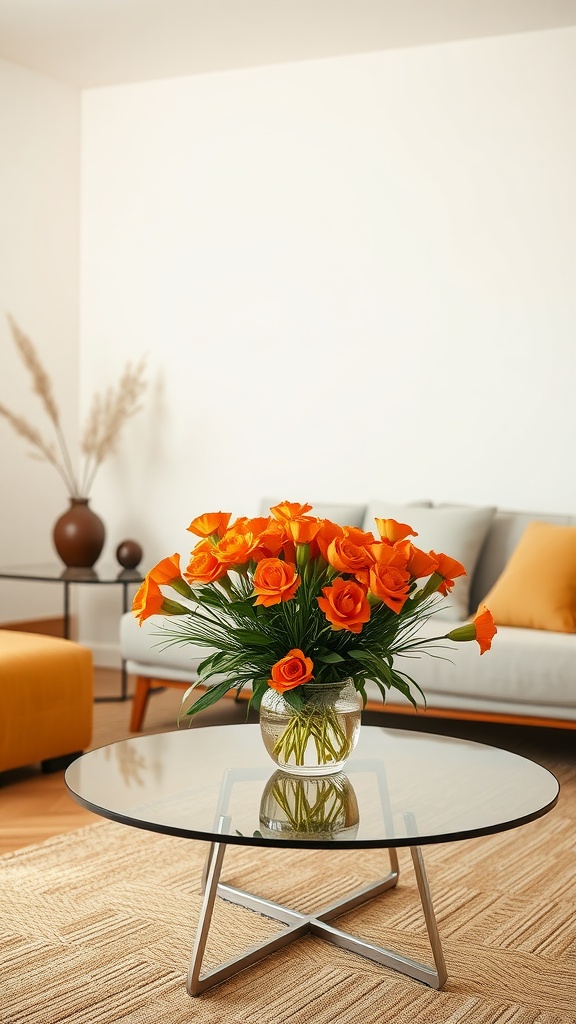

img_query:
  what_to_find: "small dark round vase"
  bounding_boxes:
[52,498,106,569]
[116,539,143,570]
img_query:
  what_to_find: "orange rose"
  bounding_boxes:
[243,516,277,545]
[268,649,314,692]
[215,528,259,567]
[446,605,497,655]
[473,605,497,654]
[269,501,313,523]
[345,526,377,544]
[317,577,371,633]
[132,577,165,623]
[262,521,288,556]
[326,536,375,576]
[371,541,409,570]
[285,516,321,545]
[369,562,411,613]
[250,517,287,559]
[431,551,466,596]
[187,512,231,539]
[315,520,344,561]
[374,517,418,544]
[253,558,300,606]
[395,541,439,580]
[185,545,229,585]
[148,553,182,585]
[149,552,195,598]
[132,578,188,624]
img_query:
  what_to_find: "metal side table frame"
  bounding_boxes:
[0,562,142,701]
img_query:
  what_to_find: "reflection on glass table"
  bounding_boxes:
[258,770,360,841]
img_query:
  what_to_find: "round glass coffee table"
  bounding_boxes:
[65,724,559,996]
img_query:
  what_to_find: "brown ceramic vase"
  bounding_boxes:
[52,497,106,569]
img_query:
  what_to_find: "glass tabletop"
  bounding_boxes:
[0,562,142,583]
[65,725,559,850]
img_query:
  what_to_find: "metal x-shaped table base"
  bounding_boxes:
[187,833,447,996]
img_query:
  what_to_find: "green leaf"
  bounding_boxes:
[197,650,231,675]
[387,674,419,709]
[356,679,368,708]
[248,678,269,713]
[392,670,427,707]
[348,648,369,662]
[233,629,274,646]
[315,651,345,664]
[348,649,385,676]
[182,678,237,717]
[197,652,244,682]
[191,587,229,610]
[281,688,304,712]
[369,677,390,703]
[227,599,257,615]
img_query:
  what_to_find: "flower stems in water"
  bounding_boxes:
[272,705,353,767]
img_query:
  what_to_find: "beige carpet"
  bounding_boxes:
[2,748,575,1024]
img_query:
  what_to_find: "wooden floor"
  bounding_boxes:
[0,761,96,854]
[0,668,117,854]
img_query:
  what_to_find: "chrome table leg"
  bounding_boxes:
[187,841,447,995]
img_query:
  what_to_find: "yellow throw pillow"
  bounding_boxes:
[480,521,576,632]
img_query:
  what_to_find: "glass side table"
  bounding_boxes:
[0,562,143,701]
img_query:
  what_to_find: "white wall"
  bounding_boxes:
[79,26,576,664]
[0,59,80,622]
[1,27,573,664]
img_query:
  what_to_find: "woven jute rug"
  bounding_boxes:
[2,754,575,1024]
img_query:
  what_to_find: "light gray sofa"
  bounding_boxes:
[120,500,576,732]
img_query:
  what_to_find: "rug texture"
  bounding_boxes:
[2,763,576,1024]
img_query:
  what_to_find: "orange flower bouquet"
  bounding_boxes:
[133,501,496,774]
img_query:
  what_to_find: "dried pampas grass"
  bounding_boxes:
[1,314,147,498]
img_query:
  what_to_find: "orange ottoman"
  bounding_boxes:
[0,630,93,773]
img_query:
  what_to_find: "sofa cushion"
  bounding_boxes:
[363,615,576,710]
[120,611,207,680]
[480,521,576,633]
[467,508,576,612]
[363,502,495,621]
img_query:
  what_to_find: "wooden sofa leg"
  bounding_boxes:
[130,676,153,732]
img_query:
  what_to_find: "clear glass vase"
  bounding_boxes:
[259,770,360,841]
[259,679,362,776]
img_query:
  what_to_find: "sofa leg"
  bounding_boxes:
[130,676,153,732]
[41,751,83,773]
